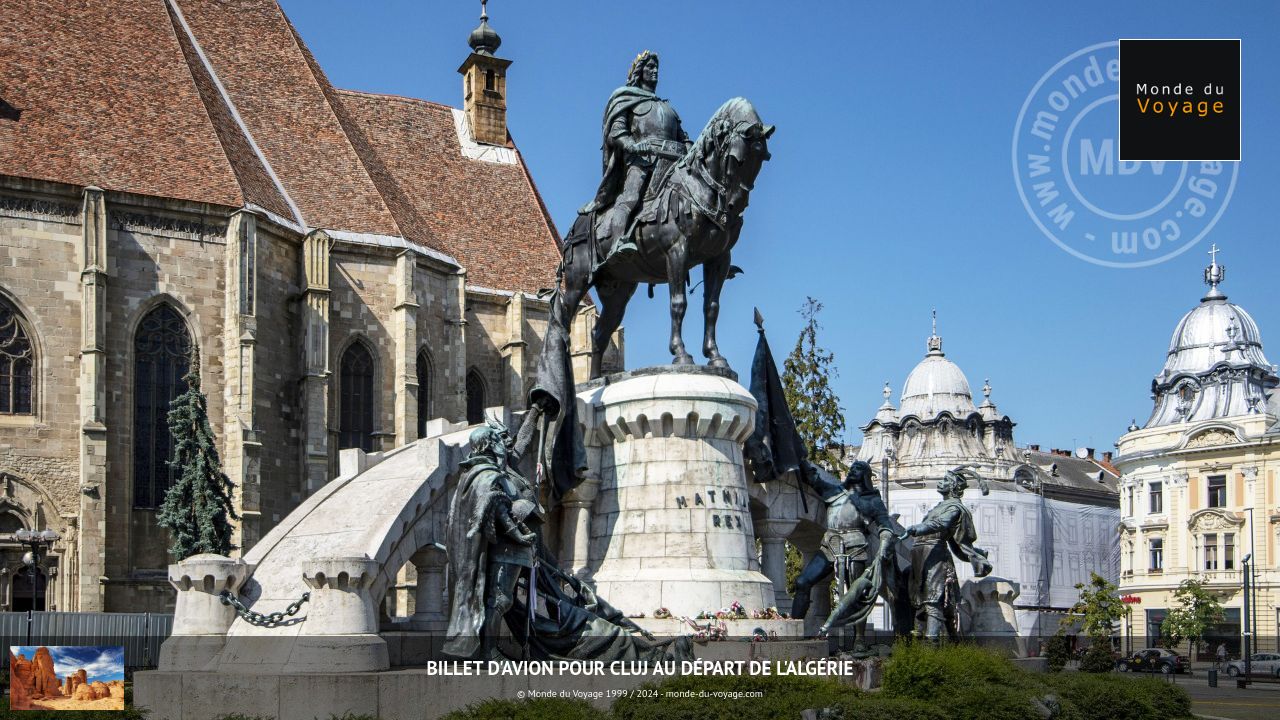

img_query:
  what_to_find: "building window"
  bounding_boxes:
[416,349,432,439]
[133,305,191,509]
[1149,537,1164,572]
[1204,533,1218,570]
[1224,533,1234,570]
[465,369,486,425]
[1207,475,1227,507]
[0,295,35,415]
[338,341,375,452]
[1149,482,1163,514]
[1126,485,1134,516]
[485,69,496,92]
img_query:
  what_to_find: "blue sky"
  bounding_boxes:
[10,645,124,683]
[279,1,1280,451]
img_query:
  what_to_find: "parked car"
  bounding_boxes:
[1224,653,1280,678]
[1115,648,1189,674]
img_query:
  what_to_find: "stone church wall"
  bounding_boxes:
[102,208,228,612]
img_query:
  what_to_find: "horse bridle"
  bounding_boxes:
[681,122,759,231]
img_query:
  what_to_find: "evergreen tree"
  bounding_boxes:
[782,297,847,473]
[157,352,238,558]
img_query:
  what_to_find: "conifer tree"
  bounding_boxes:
[782,297,848,473]
[157,351,238,558]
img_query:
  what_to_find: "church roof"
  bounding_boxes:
[0,0,560,294]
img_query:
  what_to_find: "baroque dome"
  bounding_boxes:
[1145,249,1278,427]
[899,333,977,419]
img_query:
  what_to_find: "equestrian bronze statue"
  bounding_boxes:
[525,51,774,500]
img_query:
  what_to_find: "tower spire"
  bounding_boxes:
[927,309,943,355]
[1203,243,1226,300]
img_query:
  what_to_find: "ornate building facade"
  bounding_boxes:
[1116,252,1279,653]
[856,322,1120,638]
[0,1,614,612]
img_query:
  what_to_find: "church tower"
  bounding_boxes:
[458,0,511,146]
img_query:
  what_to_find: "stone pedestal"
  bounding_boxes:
[580,368,775,618]
[286,557,388,673]
[962,575,1025,656]
[159,554,253,671]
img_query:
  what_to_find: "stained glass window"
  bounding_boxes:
[0,296,34,415]
[416,349,432,439]
[339,342,376,452]
[133,305,191,508]
[466,369,486,425]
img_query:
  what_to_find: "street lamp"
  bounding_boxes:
[14,527,59,645]
[1241,553,1252,685]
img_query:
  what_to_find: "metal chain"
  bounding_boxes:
[219,590,310,627]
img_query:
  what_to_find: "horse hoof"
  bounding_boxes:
[673,354,695,366]
[708,357,729,369]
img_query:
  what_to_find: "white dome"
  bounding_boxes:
[899,336,977,419]
[1161,297,1269,380]
[1145,255,1278,427]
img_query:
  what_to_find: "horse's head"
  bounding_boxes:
[686,98,774,221]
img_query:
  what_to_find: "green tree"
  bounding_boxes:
[1161,579,1224,660]
[1060,572,1130,672]
[782,297,847,473]
[157,353,239,558]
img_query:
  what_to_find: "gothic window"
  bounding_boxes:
[0,512,23,534]
[133,305,191,509]
[338,341,376,452]
[465,369,486,425]
[416,349,432,439]
[0,295,35,415]
[1148,482,1163,514]
[1207,475,1227,507]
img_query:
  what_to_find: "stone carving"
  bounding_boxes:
[0,194,78,223]
[109,210,226,243]
[1187,508,1242,532]
[1185,427,1238,449]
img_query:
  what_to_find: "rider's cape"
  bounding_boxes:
[582,85,659,214]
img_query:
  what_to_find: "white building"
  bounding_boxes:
[856,324,1120,640]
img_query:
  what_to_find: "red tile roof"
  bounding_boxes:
[0,0,561,294]
[334,90,561,293]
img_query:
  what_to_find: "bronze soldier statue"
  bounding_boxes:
[444,418,542,659]
[584,50,692,265]
[791,461,897,650]
[900,466,993,643]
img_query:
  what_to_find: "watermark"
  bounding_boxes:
[1012,41,1237,268]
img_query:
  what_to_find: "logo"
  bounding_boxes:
[1012,42,1237,268]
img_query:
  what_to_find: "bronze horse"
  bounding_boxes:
[523,98,772,498]
[556,97,773,378]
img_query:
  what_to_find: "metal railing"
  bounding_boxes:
[0,612,173,671]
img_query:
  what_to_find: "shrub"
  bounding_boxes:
[1047,674,1192,720]
[880,642,1053,720]
[611,673,861,720]
[1044,635,1072,673]
[1078,643,1115,673]
[441,698,607,720]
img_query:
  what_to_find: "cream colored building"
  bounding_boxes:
[1116,252,1279,653]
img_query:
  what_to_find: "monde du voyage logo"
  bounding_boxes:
[1013,40,1240,268]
